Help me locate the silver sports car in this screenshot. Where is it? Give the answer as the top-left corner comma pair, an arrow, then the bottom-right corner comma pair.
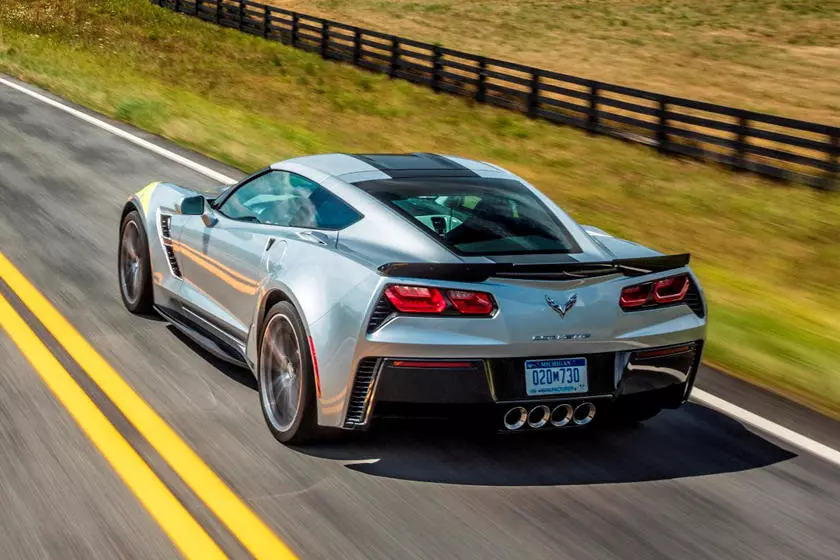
118,153 -> 707,443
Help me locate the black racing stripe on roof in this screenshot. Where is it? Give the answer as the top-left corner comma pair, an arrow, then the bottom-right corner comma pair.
349,153 -> 478,179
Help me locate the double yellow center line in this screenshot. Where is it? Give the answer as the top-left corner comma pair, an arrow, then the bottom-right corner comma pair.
0,250 -> 297,560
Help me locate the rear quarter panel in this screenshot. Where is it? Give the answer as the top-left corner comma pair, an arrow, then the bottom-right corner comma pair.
245,240 -> 382,426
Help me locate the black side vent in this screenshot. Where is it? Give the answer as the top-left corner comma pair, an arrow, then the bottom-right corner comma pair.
159,214 -> 182,278
684,279 -> 705,318
366,294 -> 395,333
344,358 -> 380,427
166,248 -> 182,277
160,215 -> 172,238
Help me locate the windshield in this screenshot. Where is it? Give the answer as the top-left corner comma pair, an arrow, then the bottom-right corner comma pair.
356,177 -> 580,255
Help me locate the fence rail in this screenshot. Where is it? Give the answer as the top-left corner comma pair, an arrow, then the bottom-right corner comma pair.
152,0 -> 840,189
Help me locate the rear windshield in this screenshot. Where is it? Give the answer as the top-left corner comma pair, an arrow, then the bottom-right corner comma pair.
356,177 -> 580,255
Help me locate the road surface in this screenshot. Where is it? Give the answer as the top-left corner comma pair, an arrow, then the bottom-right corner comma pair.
1,75 -> 839,559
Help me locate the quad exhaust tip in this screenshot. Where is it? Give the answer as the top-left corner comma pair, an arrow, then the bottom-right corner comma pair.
504,402 -> 596,430
503,406 -> 528,430
527,405 -> 550,429
572,402 -> 596,425
550,404 -> 574,427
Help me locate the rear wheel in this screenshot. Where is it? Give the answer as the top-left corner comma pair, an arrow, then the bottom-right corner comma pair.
118,210 -> 154,314
258,302 -> 319,444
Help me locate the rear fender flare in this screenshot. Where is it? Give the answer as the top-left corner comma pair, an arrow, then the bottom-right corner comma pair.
247,282 -> 312,376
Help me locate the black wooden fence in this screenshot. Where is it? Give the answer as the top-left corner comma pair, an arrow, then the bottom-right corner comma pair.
152,0 -> 840,189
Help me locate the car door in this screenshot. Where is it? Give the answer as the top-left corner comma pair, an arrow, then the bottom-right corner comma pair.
177,169 -> 359,337
175,177 -> 267,340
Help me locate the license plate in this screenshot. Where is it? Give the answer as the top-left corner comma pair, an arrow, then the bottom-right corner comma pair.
524,358 -> 588,396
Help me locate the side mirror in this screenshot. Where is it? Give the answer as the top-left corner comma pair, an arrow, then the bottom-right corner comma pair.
177,195 -> 205,216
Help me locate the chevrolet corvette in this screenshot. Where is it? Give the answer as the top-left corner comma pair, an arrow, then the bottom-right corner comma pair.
118,153 -> 707,443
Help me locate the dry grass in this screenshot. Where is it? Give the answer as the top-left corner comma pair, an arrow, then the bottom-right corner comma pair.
265,0 -> 840,125
1,0 -> 839,416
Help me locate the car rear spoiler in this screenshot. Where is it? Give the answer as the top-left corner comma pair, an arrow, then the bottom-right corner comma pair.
377,254 -> 691,282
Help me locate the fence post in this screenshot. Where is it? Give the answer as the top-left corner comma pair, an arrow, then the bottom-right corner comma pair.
175,0 -> 181,13
734,112 -> 749,170
587,81 -> 600,133
656,96 -> 669,153
291,13 -> 299,47
321,21 -> 330,59
216,0 -> 222,24
263,6 -> 270,39
389,37 -> 399,78
431,45 -> 442,93
353,29 -> 362,65
527,72 -> 540,118
195,0 -> 201,16
238,0 -> 244,31
828,131 -> 839,191
476,58 -> 487,103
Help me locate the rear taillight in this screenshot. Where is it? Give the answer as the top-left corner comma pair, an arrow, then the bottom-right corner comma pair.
652,275 -> 689,303
618,284 -> 651,309
446,289 -> 495,315
383,284 -> 496,316
384,285 -> 447,313
620,274 -> 690,311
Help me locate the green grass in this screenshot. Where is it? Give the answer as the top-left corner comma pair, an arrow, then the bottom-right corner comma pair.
265,0 -> 840,125
2,0 -> 839,417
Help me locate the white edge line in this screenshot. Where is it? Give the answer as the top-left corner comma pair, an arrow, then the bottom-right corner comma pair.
0,77 -> 237,185
3,76 -> 840,469
692,389 -> 840,467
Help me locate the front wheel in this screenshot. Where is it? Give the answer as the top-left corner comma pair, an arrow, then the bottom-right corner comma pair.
258,302 -> 319,444
118,210 -> 154,314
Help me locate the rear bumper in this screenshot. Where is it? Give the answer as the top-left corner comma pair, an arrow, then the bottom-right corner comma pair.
343,340 -> 703,430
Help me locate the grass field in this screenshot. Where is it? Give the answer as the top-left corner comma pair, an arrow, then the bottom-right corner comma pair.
1,0 -> 839,417
265,0 -> 840,126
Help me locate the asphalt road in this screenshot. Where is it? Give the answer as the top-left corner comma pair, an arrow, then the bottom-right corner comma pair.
1,75 -> 839,560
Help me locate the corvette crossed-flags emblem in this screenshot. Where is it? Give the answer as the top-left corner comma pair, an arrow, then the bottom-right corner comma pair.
545,294 -> 577,318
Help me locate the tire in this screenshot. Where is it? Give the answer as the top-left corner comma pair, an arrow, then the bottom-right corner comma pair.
258,301 -> 320,444
118,210 -> 154,314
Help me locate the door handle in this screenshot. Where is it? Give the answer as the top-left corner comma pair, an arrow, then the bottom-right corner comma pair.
265,238 -> 276,252
296,230 -> 329,245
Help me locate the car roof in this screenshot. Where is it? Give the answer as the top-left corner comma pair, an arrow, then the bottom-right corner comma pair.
272,153 -> 515,183
268,152 -> 608,262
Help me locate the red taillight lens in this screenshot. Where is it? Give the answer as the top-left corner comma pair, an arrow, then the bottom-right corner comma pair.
619,283 -> 653,309
384,285 -> 446,313
382,285 -> 496,316
392,361 -> 475,368
446,289 -> 496,315
634,344 -> 694,359
620,274 -> 690,310
653,274 -> 690,303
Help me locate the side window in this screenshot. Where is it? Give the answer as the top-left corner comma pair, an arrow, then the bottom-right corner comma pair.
217,172 -> 287,223
217,171 -> 361,229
